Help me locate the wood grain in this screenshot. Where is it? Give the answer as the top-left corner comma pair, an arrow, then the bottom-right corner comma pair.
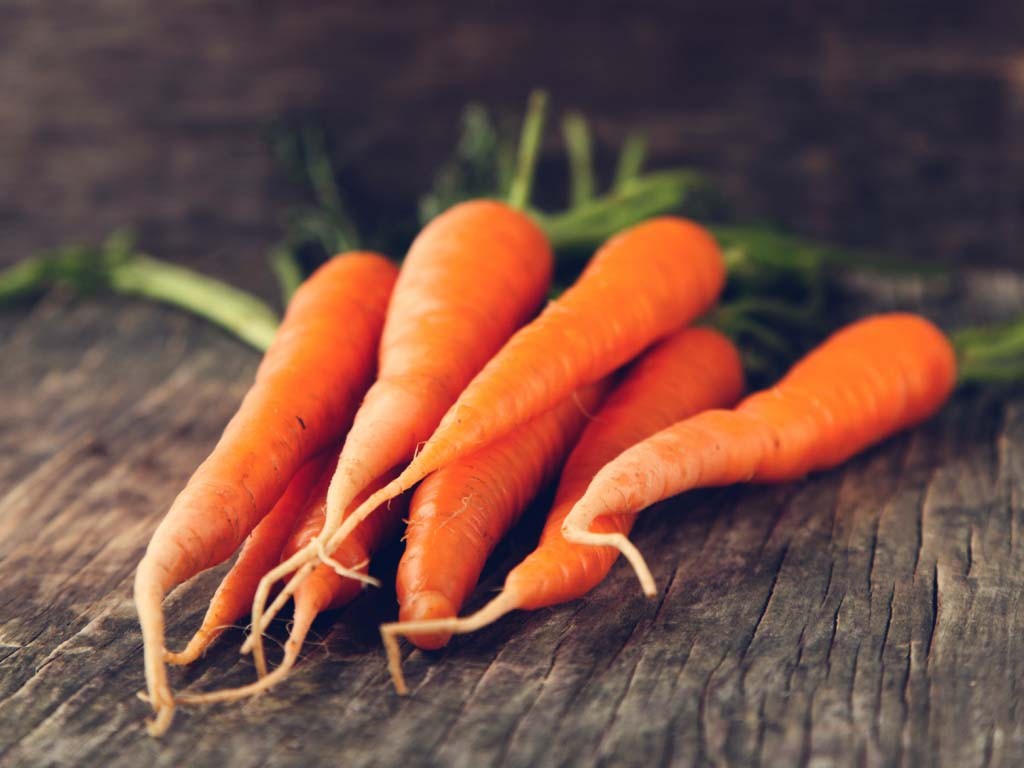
1,278 -> 1023,767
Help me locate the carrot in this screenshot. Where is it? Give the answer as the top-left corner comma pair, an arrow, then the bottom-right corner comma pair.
175,467 -> 409,704
395,380 -> 610,652
133,252 -> 397,736
164,451 -> 332,666
380,326 -> 745,691
245,200 -> 552,660
312,216 -> 727,621
561,312 -> 958,596
245,95 -> 554,661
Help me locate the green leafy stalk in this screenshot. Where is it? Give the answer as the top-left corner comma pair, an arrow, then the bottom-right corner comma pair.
562,111 -> 596,207
419,104 -> 509,224
537,169 -> 716,251
613,133 -> 647,190
109,256 -> 279,351
268,124 -> 364,302
953,316 -> 1024,385
0,233 -> 280,352
707,292 -> 829,389
713,225 -> 948,280
506,90 -> 549,210
268,246 -> 306,306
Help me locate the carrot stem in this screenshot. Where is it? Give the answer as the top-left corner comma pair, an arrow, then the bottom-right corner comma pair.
713,225 -> 948,279
299,127 -> 360,246
506,90 -> 549,210
109,255 -> 280,351
0,234 -> 281,351
562,111 -> 596,207
268,246 -> 305,306
537,170 -> 713,250
953,314 -> 1024,385
613,133 -> 647,191
0,255 -> 52,302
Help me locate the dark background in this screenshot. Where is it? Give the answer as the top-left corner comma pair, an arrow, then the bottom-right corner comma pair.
3,0 -> 1023,301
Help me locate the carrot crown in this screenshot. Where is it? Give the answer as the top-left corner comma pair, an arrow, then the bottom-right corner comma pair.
506,90 -> 549,210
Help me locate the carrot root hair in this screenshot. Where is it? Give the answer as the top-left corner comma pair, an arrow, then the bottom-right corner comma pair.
173,650 -> 297,705
241,545 -> 372,664
164,627 -> 217,666
243,554 -> 315,666
380,591 -> 519,695
313,541 -> 377,587
246,478 -> 407,653
175,601 -> 316,705
561,522 -> 658,598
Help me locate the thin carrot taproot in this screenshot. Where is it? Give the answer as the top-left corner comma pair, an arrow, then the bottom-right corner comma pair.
164,451 -> 332,666
561,313 -> 958,596
395,380 -> 610,652
245,94 -> 553,660
175,467 -> 409,705
380,326 -> 744,692
133,252 -> 397,736
307,216 -> 726,615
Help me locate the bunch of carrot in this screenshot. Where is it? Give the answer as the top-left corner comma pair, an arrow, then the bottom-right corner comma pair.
128,93 -> 1022,736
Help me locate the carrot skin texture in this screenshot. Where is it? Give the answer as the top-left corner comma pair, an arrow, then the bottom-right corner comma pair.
134,252 -> 397,735
507,327 -> 745,609
248,200 -> 553,654
379,327 -> 745,693
321,200 -> 553,551
397,381 -> 610,649
166,452 -> 332,665
563,313 -> 958,593
378,216 -> 725,508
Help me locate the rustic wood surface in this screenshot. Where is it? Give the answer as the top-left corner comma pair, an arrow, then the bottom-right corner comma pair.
1,275 -> 1023,767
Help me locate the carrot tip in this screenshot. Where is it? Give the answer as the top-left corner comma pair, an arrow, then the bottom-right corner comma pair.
144,696 -> 175,738
380,592 -> 518,694
164,631 -> 212,666
380,626 -> 409,696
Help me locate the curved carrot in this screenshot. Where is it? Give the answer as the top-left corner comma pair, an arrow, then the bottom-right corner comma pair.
396,381 -> 609,651
133,252 -> 397,735
164,451 -> 332,666
380,327 -> 745,692
562,313 -> 958,596
326,217 -> 726,603
245,200 -> 552,663
175,468 -> 409,704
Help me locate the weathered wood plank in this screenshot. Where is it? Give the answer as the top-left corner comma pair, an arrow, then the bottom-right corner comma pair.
1,284 -> 1023,767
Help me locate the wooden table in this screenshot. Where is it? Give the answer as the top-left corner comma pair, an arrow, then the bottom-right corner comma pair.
1,278 -> 1023,767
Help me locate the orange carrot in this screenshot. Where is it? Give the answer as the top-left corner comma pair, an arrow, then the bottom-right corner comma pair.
380,326 -> 744,691
396,380 -> 610,651
562,313 -> 958,596
314,217 -> 726,617
164,451 -> 332,666
245,200 -> 552,662
175,468 -> 409,704
134,252 -> 397,735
